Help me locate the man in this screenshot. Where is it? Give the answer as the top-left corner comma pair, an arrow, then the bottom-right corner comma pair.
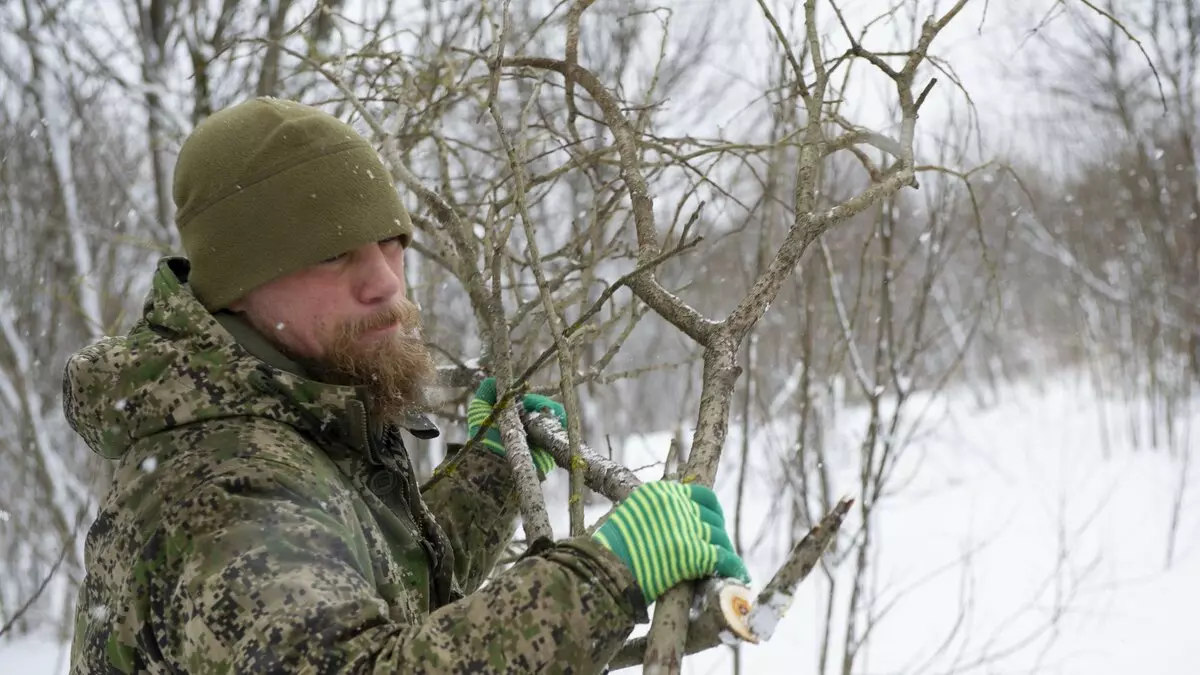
63,97 -> 749,674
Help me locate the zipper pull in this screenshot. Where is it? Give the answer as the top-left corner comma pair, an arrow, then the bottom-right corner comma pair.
346,398 -> 386,465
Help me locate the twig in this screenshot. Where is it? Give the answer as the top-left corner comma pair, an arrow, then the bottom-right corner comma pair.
1072,0 -> 1167,113
754,0 -> 810,100
915,77 -> 938,112
0,507 -> 87,638
481,0 -> 514,113
485,48 -> 588,535
748,496 -> 855,640
564,0 -> 598,143
503,56 -> 719,346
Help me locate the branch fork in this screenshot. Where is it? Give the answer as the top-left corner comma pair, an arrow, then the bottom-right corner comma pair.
524,413 -> 854,668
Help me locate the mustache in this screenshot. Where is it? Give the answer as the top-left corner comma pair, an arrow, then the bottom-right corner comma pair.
348,300 -> 422,337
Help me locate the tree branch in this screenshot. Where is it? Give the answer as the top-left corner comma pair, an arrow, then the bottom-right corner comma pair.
485,48 -> 589,534
524,412 -> 640,501
747,496 -> 854,640
497,401 -> 554,542
608,496 -> 855,670
503,56 -> 719,346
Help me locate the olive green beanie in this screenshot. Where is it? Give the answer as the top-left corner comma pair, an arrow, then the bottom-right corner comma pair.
173,97 -> 413,311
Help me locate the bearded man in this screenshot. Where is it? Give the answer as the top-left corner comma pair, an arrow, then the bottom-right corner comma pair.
63,97 -> 749,674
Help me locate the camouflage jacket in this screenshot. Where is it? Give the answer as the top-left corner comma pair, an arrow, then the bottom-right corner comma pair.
64,257 -> 645,674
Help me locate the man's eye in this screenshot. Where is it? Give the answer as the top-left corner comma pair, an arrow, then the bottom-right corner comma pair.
321,252 -> 347,264
383,235 -> 406,247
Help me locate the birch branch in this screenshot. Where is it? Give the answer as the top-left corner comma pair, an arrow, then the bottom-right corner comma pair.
474,26 -> 555,545
435,365 -> 484,389
481,189 -> 554,546
827,127 -> 905,158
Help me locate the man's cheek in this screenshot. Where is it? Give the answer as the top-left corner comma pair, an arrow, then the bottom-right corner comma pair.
290,321 -> 325,359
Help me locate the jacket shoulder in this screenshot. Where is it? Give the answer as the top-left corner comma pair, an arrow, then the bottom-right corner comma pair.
98,416 -> 354,547
74,417 -> 363,673
135,416 -> 339,485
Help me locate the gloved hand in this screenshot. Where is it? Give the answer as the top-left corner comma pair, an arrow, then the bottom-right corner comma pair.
467,377 -> 563,479
594,480 -> 751,605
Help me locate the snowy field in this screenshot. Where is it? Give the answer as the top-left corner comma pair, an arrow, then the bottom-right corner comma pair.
4,372 -> 1197,674
604,373 -> 1200,674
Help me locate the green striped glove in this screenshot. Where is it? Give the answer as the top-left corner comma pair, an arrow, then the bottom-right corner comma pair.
594,480 -> 751,605
467,377 -> 561,479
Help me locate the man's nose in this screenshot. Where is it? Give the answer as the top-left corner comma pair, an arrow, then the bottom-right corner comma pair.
354,243 -> 404,305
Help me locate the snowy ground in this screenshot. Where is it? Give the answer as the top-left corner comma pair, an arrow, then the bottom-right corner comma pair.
599,373 -> 1200,674
4,372 -> 1197,674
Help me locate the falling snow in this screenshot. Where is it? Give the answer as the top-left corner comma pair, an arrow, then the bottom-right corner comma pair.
1,2 -> 1196,673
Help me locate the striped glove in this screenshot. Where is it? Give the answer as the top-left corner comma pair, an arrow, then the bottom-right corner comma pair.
467,377 -> 561,479
594,480 -> 751,605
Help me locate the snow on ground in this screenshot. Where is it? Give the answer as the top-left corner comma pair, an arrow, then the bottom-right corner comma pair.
596,372 -> 1200,674
4,372 -> 1197,674
1,634 -> 70,674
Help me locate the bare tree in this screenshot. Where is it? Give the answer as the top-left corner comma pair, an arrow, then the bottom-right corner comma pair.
1015,0 -> 1196,567
0,2 -> 1155,672
0,0 -> 155,641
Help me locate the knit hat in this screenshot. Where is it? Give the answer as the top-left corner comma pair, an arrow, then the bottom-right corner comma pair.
173,97 -> 413,311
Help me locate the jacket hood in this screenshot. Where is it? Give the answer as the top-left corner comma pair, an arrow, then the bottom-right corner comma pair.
62,256 -> 437,460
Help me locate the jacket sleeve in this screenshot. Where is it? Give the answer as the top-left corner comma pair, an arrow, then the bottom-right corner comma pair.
419,443 -> 522,593
152,457 -> 645,675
